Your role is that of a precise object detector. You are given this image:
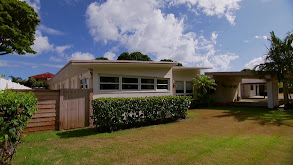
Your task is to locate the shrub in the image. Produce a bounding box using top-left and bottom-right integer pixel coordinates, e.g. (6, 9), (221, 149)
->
(0, 90), (38, 164)
(91, 96), (191, 132)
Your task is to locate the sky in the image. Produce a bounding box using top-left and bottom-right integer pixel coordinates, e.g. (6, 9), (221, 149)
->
(1, 0), (292, 79)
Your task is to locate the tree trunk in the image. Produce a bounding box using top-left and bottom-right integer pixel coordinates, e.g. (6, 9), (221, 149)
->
(283, 80), (289, 109)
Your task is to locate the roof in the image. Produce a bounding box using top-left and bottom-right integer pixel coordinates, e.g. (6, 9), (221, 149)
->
(29, 72), (54, 79)
(49, 60), (211, 84)
(205, 71), (258, 79)
(173, 66), (212, 70)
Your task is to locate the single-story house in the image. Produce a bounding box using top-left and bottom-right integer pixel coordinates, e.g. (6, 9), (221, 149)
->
(48, 60), (211, 99)
(241, 79), (267, 98)
(29, 72), (54, 82)
(205, 71), (279, 108)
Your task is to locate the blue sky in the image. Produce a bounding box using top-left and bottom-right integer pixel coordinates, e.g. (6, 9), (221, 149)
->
(1, 0), (292, 79)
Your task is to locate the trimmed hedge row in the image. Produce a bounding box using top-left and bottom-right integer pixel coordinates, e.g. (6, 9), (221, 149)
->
(0, 90), (38, 164)
(91, 96), (191, 132)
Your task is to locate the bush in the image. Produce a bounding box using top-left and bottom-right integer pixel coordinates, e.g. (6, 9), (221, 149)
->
(91, 96), (191, 132)
(0, 90), (38, 164)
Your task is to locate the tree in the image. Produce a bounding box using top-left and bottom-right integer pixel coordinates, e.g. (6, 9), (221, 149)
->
(241, 68), (252, 71)
(95, 57), (109, 60)
(160, 59), (183, 66)
(254, 31), (293, 109)
(9, 76), (24, 84)
(193, 75), (217, 106)
(117, 52), (152, 61)
(0, 0), (40, 56)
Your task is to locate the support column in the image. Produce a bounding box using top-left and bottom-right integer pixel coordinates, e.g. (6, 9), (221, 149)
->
(267, 78), (279, 109)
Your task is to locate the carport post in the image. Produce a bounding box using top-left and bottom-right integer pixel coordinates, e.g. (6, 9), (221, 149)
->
(267, 78), (279, 109)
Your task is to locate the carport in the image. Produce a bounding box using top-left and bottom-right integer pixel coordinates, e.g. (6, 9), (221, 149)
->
(205, 71), (279, 109)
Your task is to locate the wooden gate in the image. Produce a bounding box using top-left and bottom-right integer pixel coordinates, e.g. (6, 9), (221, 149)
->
(59, 89), (93, 130)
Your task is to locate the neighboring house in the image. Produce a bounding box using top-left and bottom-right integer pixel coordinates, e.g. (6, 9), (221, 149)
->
(240, 79), (266, 98)
(0, 78), (31, 90)
(29, 72), (54, 82)
(48, 60), (211, 99)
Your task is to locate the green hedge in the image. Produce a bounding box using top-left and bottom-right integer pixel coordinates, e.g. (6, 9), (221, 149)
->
(91, 96), (191, 132)
(0, 90), (38, 164)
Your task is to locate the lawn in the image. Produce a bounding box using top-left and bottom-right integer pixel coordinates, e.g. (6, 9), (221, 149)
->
(13, 107), (293, 165)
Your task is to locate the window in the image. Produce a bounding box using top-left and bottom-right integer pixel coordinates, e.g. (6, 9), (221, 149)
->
(176, 81), (184, 93)
(122, 77), (138, 90)
(100, 76), (119, 90)
(186, 81), (193, 94)
(250, 85), (254, 90)
(99, 76), (170, 91)
(80, 79), (83, 89)
(157, 79), (169, 90)
(141, 78), (155, 90)
(84, 78), (88, 89)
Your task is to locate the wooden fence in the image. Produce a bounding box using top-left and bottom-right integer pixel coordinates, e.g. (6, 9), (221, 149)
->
(59, 89), (93, 130)
(13, 89), (93, 133)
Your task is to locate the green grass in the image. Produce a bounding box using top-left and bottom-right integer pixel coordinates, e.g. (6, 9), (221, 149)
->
(13, 107), (293, 165)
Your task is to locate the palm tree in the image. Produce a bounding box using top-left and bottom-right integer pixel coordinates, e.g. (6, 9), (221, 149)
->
(193, 75), (217, 95)
(255, 31), (293, 109)
(193, 75), (217, 106)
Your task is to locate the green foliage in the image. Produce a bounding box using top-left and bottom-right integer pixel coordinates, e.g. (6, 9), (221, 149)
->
(9, 76), (49, 89)
(117, 52), (152, 61)
(193, 75), (217, 107)
(241, 68), (252, 71)
(0, 0), (40, 56)
(160, 59), (183, 66)
(254, 31), (293, 81)
(0, 90), (38, 164)
(91, 96), (191, 132)
(27, 78), (49, 89)
(95, 57), (109, 60)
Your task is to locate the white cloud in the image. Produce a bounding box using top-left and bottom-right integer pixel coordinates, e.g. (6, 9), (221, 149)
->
(38, 25), (65, 35)
(0, 61), (9, 67)
(55, 45), (72, 57)
(211, 31), (218, 44)
(49, 56), (64, 62)
(20, 0), (40, 13)
(245, 55), (266, 69)
(104, 52), (116, 60)
(168, 0), (243, 25)
(86, 0), (238, 71)
(69, 52), (95, 60)
(255, 35), (268, 40)
(31, 30), (54, 55)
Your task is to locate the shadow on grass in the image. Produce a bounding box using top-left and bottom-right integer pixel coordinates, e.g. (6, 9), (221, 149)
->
(203, 106), (293, 126)
(56, 118), (182, 139)
(56, 127), (98, 139)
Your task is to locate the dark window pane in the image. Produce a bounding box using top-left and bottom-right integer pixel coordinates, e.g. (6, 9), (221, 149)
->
(122, 77), (138, 83)
(100, 77), (119, 83)
(100, 84), (119, 90)
(186, 90), (193, 93)
(141, 79), (154, 84)
(157, 79), (168, 84)
(141, 85), (154, 90)
(157, 85), (168, 89)
(122, 84), (138, 90)
(176, 90), (184, 93)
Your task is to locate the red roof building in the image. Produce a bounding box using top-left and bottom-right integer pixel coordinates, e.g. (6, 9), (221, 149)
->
(29, 72), (54, 82)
